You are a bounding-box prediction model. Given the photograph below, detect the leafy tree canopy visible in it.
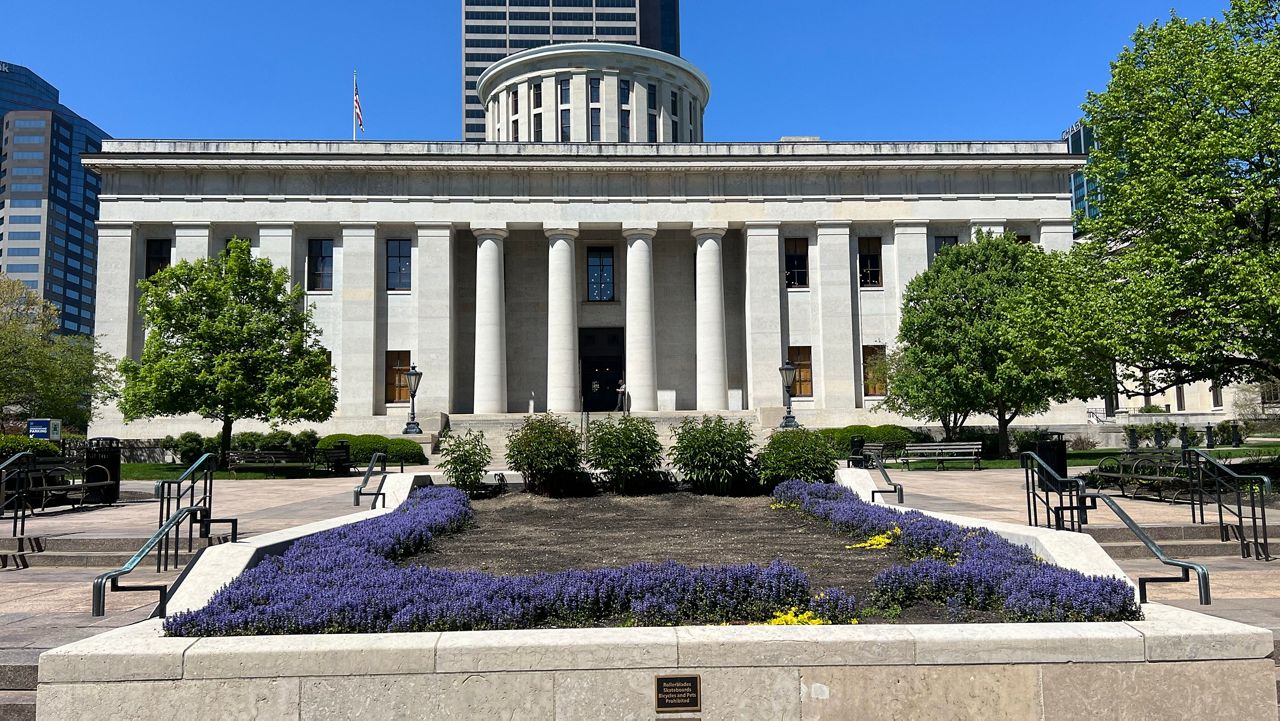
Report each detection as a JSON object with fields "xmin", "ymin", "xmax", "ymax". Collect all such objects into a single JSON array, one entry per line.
[
  {"xmin": 881, "ymin": 232, "xmax": 1109, "ymax": 455},
  {"xmin": 1077, "ymin": 0, "xmax": 1280, "ymax": 394},
  {"xmin": 118, "ymin": 238, "xmax": 336, "ymax": 461},
  {"xmin": 0, "ymin": 274, "xmax": 115, "ymax": 432}
]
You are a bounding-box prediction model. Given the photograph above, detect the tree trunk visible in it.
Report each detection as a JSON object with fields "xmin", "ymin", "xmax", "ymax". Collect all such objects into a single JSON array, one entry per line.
[
  {"xmin": 996, "ymin": 408, "xmax": 1019, "ymax": 459},
  {"xmin": 219, "ymin": 417, "xmax": 234, "ymax": 470}
]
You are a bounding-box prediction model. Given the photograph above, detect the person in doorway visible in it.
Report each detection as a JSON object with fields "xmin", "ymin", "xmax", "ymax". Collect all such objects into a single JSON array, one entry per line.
[{"xmin": 615, "ymin": 379, "xmax": 627, "ymax": 413}]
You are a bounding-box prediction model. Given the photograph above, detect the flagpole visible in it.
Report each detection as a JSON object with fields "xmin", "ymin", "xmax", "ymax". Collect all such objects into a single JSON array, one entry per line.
[{"xmin": 352, "ymin": 70, "xmax": 357, "ymax": 142}]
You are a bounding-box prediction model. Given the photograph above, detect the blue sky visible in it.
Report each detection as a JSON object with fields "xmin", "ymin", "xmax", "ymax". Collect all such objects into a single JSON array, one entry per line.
[{"xmin": 12, "ymin": 0, "xmax": 1227, "ymax": 142}]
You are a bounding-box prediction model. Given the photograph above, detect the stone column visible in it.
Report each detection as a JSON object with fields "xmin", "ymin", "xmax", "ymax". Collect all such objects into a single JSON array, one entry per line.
[
  {"xmin": 891, "ymin": 220, "xmax": 930, "ymax": 340},
  {"xmin": 473, "ymin": 228, "xmax": 509, "ymax": 414},
  {"xmin": 1038, "ymin": 219, "xmax": 1075, "ymax": 252},
  {"xmin": 624, "ymin": 228, "xmax": 658, "ymax": 412},
  {"xmin": 546, "ymin": 227, "xmax": 580, "ymax": 412},
  {"xmin": 173, "ymin": 222, "xmax": 211, "ymax": 263},
  {"xmin": 743, "ymin": 221, "xmax": 785, "ymax": 410},
  {"xmin": 814, "ymin": 221, "xmax": 859, "ymax": 410},
  {"xmin": 94, "ymin": 222, "xmax": 140, "ymax": 363},
  {"xmin": 338, "ymin": 223, "xmax": 378, "ymax": 419},
  {"xmin": 416, "ymin": 223, "xmax": 455, "ymax": 414},
  {"xmin": 694, "ymin": 227, "xmax": 729, "ymax": 411},
  {"xmin": 256, "ymin": 223, "xmax": 298, "ymax": 287}
]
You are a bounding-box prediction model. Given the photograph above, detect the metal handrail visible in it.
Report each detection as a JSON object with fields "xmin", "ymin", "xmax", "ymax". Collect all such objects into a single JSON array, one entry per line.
[
  {"xmin": 1022, "ymin": 452, "xmax": 1211, "ymax": 605},
  {"xmin": 91, "ymin": 505, "xmax": 238, "ymax": 617},
  {"xmin": 155, "ymin": 453, "xmax": 218, "ymax": 572},
  {"xmin": 154, "ymin": 452, "xmax": 218, "ymax": 499},
  {"xmin": 1, "ymin": 452, "xmax": 34, "ymax": 538},
  {"xmin": 1183, "ymin": 449, "xmax": 1271, "ymax": 561},
  {"xmin": 868, "ymin": 454, "xmax": 904, "ymax": 504},
  {"xmin": 352, "ymin": 453, "xmax": 389, "ymax": 507}
]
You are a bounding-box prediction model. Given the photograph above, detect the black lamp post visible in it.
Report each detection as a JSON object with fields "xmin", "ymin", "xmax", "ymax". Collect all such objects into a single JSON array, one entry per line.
[
  {"xmin": 402, "ymin": 364, "xmax": 424, "ymax": 435},
  {"xmin": 779, "ymin": 360, "xmax": 799, "ymax": 428}
]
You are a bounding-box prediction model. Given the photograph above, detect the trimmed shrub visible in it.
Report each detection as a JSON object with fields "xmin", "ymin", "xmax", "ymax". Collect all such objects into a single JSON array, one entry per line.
[
  {"xmin": 259, "ymin": 430, "xmax": 294, "ymax": 450},
  {"xmin": 317, "ymin": 434, "xmax": 391, "ymax": 464},
  {"xmin": 385, "ymin": 438, "xmax": 427, "ymax": 465},
  {"xmin": 815, "ymin": 424, "xmax": 922, "ymax": 453},
  {"xmin": 290, "ymin": 429, "xmax": 320, "ymax": 454},
  {"xmin": 954, "ymin": 428, "xmax": 1003, "ymax": 458},
  {"xmin": 439, "ymin": 429, "xmax": 492, "ymax": 498},
  {"xmin": 586, "ymin": 415, "xmax": 666, "ymax": 495},
  {"xmin": 1216, "ymin": 419, "xmax": 1253, "ymax": 444},
  {"xmin": 757, "ymin": 428, "xmax": 838, "ymax": 488},
  {"xmin": 1068, "ymin": 435, "xmax": 1100, "ymax": 451},
  {"xmin": 231, "ymin": 431, "xmax": 265, "ymax": 452},
  {"xmin": 0, "ymin": 435, "xmax": 61, "ymax": 459},
  {"xmin": 1138, "ymin": 404, "xmax": 1168, "ymax": 414},
  {"xmin": 669, "ymin": 415, "xmax": 758, "ymax": 496},
  {"xmin": 1011, "ymin": 428, "xmax": 1044, "ymax": 455},
  {"xmin": 506, "ymin": 414, "xmax": 587, "ymax": 496},
  {"xmin": 168, "ymin": 432, "xmax": 219, "ymax": 466}
]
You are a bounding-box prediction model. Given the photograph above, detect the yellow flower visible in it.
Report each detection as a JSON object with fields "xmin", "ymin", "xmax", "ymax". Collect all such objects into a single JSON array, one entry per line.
[
  {"xmin": 756, "ymin": 607, "xmax": 832, "ymax": 626},
  {"xmin": 847, "ymin": 527, "xmax": 901, "ymax": 550}
]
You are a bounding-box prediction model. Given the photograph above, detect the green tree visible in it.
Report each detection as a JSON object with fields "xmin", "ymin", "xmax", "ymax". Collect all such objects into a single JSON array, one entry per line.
[
  {"xmin": 1075, "ymin": 0, "xmax": 1280, "ymax": 396},
  {"xmin": 0, "ymin": 274, "xmax": 115, "ymax": 432},
  {"xmin": 881, "ymin": 232, "xmax": 1104, "ymax": 456},
  {"xmin": 118, "ymin": 239, "xmax": 336, "ymax": 464}
]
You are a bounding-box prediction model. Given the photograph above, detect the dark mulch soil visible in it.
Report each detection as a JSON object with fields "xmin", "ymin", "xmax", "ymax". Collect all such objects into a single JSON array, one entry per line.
[{"xmin": 403, "ymin": 491, "xmax": 979, "ymax": 624}]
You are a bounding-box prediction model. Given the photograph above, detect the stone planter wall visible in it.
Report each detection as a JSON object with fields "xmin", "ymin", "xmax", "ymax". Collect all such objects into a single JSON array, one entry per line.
[{"xmin": 37, "ymin": 470, "xmax": 1279, "ymax": 720}]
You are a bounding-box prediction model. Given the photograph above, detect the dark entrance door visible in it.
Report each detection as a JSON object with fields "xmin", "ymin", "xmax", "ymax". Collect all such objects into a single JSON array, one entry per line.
[{"xmin": 580, "ymin": 327, "xmax": 625, "ymax": 412}]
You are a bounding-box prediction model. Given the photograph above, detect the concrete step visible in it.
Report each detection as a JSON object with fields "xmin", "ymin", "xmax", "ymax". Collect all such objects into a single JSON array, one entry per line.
[
  {"xmin": 1085, "ymin": 524, "xmax": 1280, "ymax": 544},
  {"xmin": 0, "ymin": 536, "xmax": 154, "ymax": 554},
  {"xmin": 0, "ymin": 651, "xmax": 38, "ymax": 692},
  {"xmin": 0, "ymin": 691, "xmax": 35, "ymax": 721},
  {"xmin": 1097, "ymin": 537, "xmax": 1269, "ymax": 560}
]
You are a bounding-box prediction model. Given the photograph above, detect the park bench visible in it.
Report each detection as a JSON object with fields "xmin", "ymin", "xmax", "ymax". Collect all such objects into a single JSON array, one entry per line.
[
  {"xmin": 1089, "ymin": 451, "xmax": 1193, "ymax": 502},
  {"xmin": 900, "ymin": 442, "xmax": 984, "ymax": 470},
  {"xmin": 852, "ymin": 442, "xmax": 907, "ymax": 469},
  {"xmin": 15, "ymin": 456, "xmax": 114, "ymax": 511},
  {"xmin": 228, "ymin": 449, "xmax": 315, "ymax": 477},
  {"xmin": 313, "ymin": 445, "xmax": 354, "ymax": 476}
]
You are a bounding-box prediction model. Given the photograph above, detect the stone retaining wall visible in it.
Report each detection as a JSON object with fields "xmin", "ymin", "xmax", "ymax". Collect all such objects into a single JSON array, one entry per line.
[{"xmin": 37, "ymin": 470, "xmax": 1279, "ymax": 720}]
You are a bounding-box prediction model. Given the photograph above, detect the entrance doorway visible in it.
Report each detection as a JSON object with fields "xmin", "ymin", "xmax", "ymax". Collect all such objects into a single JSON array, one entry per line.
[{"xmin": 580, "ymin": 327, "xmax": 625, "ymax": 412}]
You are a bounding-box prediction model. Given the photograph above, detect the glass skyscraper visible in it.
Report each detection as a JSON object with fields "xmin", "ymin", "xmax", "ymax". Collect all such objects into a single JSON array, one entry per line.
[
  {"xmin": 0, "ymin": 60, "xmax": 109, "ymax": 335},
  {"xmin": 461, "ymin": 0, "xmax": 681, "ymax": 141},
  {"xmin": 1063, "ymin": 121, "xmax": 1098, "ymax": 237}
]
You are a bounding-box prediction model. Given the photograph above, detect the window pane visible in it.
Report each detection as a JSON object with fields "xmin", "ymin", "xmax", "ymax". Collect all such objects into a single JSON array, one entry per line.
[
  {"xmin": 784, "ymin": 238, "xmax": 808, "ymax": 288},
  {"xmin": 863, "ymin": 345, "xmax": 887, "ymax": 396},
  {"xmin": 308, "ymin": 239, "xmax": 333, "ymax": 291},
  {"xmin": 858, "ymin": 237, "xmax": 882, "ymax": 287},
  {"xmin": 586, "ymin": 247, "xmax": 615, "ymax": 302},
  {"xmin": 145, "ymin": 238, "xmax": 171, "ymax": 278},
  {"xmin": 788, "ymin": 346, "xmax": 812, "ymax": 398},
  {"xmin": 386, "ymin": 239, "xmax": 412, "ymax": 290},
  {"xmin": 385, "ymin": 350, "xmax": 411, "ymax": 403}
]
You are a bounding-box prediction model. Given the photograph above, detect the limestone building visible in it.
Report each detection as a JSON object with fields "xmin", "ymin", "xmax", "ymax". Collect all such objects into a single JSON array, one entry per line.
[{"xmin": 87, "ymin": 43, "xmax": 1098, "ymax": 438}]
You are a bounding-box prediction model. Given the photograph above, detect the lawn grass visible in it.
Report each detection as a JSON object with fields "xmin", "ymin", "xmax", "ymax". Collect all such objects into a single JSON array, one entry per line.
[
  {"xmin": 121, "ymin": 462, "xmax": 273, "ymax": 481},
  {"xmin": 895, "ymin": 443, "xmax": 1280, "ymax": 471}
]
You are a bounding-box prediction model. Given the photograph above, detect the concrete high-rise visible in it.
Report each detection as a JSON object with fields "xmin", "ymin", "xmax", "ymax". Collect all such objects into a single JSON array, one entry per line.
[
  {"xmin": 461, "ymin": 0, "xmax": 680, "ymax": 141},
  {"xmin": 0, "ymin": 61, "xmax": 109, "ymax": 335}
]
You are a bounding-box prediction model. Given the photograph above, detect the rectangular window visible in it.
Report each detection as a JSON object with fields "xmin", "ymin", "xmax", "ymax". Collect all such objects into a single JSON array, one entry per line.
[
  {"xmin": 532, "ymin": 83, "xmax": 543, "ymax": 109},
  {"xmin": 589, "ymin": 77, "xmax": 601, "ymax": 103},
  {"xmin": 560, "ymin": 109, "xmax": 571, "ymax": 141},
  {"xmin": 589, "ymin": 108, "xmax": 601, "ymax": 141},
  {"xmin": 586, "ymin": 247, "xmax": 615, "ymax": 302},
  {"xmin": 858, "ymin": 237, "xmax": 883, "ymax": 287},
  {"xmin": 6, "ymin": 264, "xmax": 38, "ymax": 274},
  {"xmin": 784, "ymin": 238, "xmax": 809, "ymax": 288},
  {"xmin": 1260, "ymin": 382, "xmax": 1280, "ymax": 409},
  {"xmin": 533, "ymin": 112, "xmax": 543, "ymax": 141},
  {"xmin": 511, "ymin": 118, "xmax": 519, "ymax": 140},
  {"xmin": 647, "ymin": 112, "xmax": 658, "ymax": 142},
  {"xmin": 12, "ymin": 151, "xmax": 43, "ymax": 160},
  {"xmin": 934, "ymin": 235, "xmax": 959, "ymax": 253},
  {"xmin": 386, "ymin": 239, "xmax": 411, "ymax": 291},
  {"xmin": 647, "ymin": 84, "xmax": 657, "ymax": 110},
  {"xmin": 9, "ymin": 198, "xmax": 41, "ymax": 207},
  {"xmin": 671, "ymin": 119, "xmax": 680, "ymax": 141},
  {"xmin": 13, "ymin": 135, "xmax": 44, "ymax": 145},
  {"xmin": 9, "ymin": 215, "xmax": 41, "ymax": 224},
  {"xmin": 385, "ymin": 350, "xmax": 411, "ymax": 404},
  {"xmin": 558, "ymin": 77, "xmax": 571, "ymax": 105},
  {"xmin": 7, "ymin": 247, "xmax": 39, "ymax": 256},
  {"xmin": 619, "ymin": 109, "xmax": 630, "ymax": 142},
  {"xmin": 145, "ymin": 238, "xmax": 171, "ymax": 278},
  {"xmin": 670, "ymin": 91, "xmax": 678, "ymax": 113},
  {"xmin": 14, "ymin": 119, "xmax": 47, "ymax": 128},
  {"xmin": 619, "ymin": 79, "xmax": 631, "ymax": 106},
  {"xmin": 788, "ymin": 347, "xmax": 813, "ymax": 398},
  {"xmin": 1016, "ymin": 234, "xmax": 1033, "ymax": 244},
  {"xmin": 863, "ymin": 345, "xmax": 888, "ymax": 397},
  {"xmin": 10, "ymin": 167, "xmax": 43, "ymax": 176},
  {"xmin": 1175, "ymin": 385, "xmax": 1186, "ymax": 412},
  {"xmin": 10, "ymin": 183, "xmax": 42, "ymax": 192},
  {"xmin": 1211, "ymin": 383, "xmax": 1224, "ymax": 409},
  {"xmin": 510, "ymin": 88, "xmax": 519, "ymax": 115},
  {"xmin": 307, "ymin": 239, "xmax": 334, "ymax": 291}
]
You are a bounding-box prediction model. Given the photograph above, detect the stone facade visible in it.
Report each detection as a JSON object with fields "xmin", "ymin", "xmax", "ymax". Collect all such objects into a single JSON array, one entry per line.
[{"xmin": 83, "ymin": 139, "xmax": 1103, "ymax": 438}]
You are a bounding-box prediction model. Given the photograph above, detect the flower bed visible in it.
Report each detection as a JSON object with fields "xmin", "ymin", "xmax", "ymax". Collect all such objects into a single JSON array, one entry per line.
[
  {"xmin": 771, "ymin": 480, "xmax": 1141, "ymax": 622},
  {"xmin": 165, "ymin": 481, "xmax": 1138, "ymax": 637}
]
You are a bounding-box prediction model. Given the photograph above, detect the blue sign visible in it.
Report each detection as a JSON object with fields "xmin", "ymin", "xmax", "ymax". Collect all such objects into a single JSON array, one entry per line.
[{"xmin": 27, "ymin": 419, "xmax": 62, "ymax": 441}]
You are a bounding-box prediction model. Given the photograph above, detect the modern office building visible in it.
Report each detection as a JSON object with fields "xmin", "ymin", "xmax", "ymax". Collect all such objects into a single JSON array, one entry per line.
[
  {"xmin": 1062, "ymin": 121, "xmax": 1098, "ymax": 235},
  {"xmin": 462, "ymin": 0, "xmax": 680, "ymax": 141},
  {"xmin": 0, "ymin": 61, "xmax": 109, "ymax": 335},
  {"xmin": 84, "ymin": 43, "xmax": 1106, "ymax": 439}
]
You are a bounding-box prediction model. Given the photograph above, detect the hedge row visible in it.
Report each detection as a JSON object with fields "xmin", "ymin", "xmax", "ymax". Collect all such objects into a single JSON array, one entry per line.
[
  {"xmin": 162, "ymin": 430, "xmax": 425, "ymax": 467},
  {"xmin": 0, "ymin": 435, "xmax": 62, "ymax": 460},
  {"xmin": 316, "ymin": 434, "xmax": 427, "ymax": 465}
]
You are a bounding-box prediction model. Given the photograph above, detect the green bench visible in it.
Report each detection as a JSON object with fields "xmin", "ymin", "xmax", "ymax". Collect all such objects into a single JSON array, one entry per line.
[{"xmin": 900, "ymin": 442, "xmax": 983, "ymax": 470}]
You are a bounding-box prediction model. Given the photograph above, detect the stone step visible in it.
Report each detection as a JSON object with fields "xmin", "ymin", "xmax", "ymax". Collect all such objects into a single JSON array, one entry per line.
[
  {"xmin": 1085, "ymin": 524, "xmax": 1280, "ymax": 544},
  {"xmin": 0, "ymin": 651, "xmax": 38, "ymax": 692},
  {"xmin": 1097, "ymin": 538, "xmax": 1269, "ymax": 560},
  {"xmin": 0, "ymin": 690, "xmax": 35, "ymax": 721},
  {"xmin": 0, "ymin": 536, "xmax": 154, "ymax": 554}
]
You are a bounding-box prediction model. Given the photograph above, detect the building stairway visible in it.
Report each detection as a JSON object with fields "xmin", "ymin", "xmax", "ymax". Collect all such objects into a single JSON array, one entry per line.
[
  {"xmin": 1084, "ymin": 523, "xmax": 1280, "ymax": 560},
  {"xmin": 0, "ymin": 650, "xmax": 37, "ymax": 721},
  {"xmin": 0, "ymin": 533, "xmax": 229, "ymax": 570}
]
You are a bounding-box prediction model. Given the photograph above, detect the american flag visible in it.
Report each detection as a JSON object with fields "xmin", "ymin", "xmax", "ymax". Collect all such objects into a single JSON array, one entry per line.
[{"xmin": 354, "ymin": 78, "xmax": 365, "ymax": 133}]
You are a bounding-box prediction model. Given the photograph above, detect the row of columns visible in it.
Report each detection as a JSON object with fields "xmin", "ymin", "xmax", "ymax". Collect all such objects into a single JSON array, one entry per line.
[{"xmin": 470, "ymin": 226, "xmax": 730, "ymax": 414}]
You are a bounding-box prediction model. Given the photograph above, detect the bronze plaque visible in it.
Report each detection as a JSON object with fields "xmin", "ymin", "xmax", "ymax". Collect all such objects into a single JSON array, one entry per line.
[{"xmin": 655, "ymin": 674, "xmax": 701, "ymax": 714}]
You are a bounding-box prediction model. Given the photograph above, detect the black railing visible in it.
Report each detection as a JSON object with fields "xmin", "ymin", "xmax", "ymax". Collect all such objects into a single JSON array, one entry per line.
[
  {"xmin": 868, "ymin": 454, "xmax": 904, "ymax": 504},
  {"xmin": 1022, "ymin": 452, "xmax": 1211, "ymax": 605},
  {"xmin": 1183, "ymin": 449, "xmax": 1271, "ymax": 561},
  {"xmin": 92, "ymin": 504, "xmax": 238, "ymax": 617},
  {"xmin": 154, "ymin": 454, "xmax": 218, "ymax": 572},
  {"xmin": 352, "ymin": 453, "xmax": 389, "ymax": 508},
  {"xmin": 1, "ymin": 452, "xmax": 34, "ymax": 539}
]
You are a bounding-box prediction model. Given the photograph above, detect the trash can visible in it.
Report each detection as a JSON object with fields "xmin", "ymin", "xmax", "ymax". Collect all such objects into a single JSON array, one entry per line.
[
  {"xmin": 1035, "ymin": 431, "xmax": 1068, "ymax": 484},
  {"xmin": 84, "ymin": 437, "xmax": 122, "ymax": 504},
  {"xmin": 848, "ymin": 436, "xmax": 866, "ymax": 468}
]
